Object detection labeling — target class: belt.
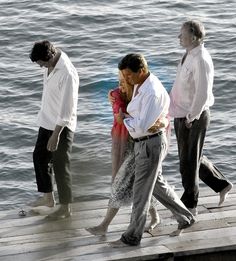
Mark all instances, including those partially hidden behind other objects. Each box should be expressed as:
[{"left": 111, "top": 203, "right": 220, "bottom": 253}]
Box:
[{"left": 132, "top": 131, "right": 163, "bottom": 142}]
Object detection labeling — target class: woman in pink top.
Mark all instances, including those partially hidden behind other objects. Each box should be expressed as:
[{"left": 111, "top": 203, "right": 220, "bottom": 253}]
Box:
[{"left": 110, "top": 72, "right": 132, "bottom": 181}]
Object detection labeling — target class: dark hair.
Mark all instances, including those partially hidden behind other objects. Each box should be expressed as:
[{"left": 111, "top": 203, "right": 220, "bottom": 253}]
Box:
[
  {"left": 118, "top": 53, "right": 148, "bottom": 73},
  {"left": 183, "top": 20, "right": 205, "bottom": 41},
  {"left": 30, "top": 40, "right": 56, "bottom": 62}
]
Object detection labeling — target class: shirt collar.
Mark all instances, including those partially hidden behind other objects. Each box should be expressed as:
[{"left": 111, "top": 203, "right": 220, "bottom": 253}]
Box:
[
  {"left": 188, "top": 43, "right": 204, "bottom": 56},
  {"left": 135, "top": 72, "right": 153, "bottom": 93},
  {"left": 54, "top": 51, "right": 66, "bottom": 70}
]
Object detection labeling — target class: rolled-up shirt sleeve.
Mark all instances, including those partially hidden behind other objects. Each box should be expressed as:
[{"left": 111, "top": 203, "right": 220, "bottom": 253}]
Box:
[
  {"left": 56, "top": 73, "right": 78, "bottom": 127},
  {"left": 124, "top": 91, "right": 169, "bottom": 137},
  {"left": 186, "top": 58, "right": 212, "bottom": 122}
]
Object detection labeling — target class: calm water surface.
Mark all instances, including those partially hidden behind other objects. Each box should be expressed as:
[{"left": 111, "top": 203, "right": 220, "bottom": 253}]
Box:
[{"left": 0, "top": 0, "right": 235, "bottom": 210}]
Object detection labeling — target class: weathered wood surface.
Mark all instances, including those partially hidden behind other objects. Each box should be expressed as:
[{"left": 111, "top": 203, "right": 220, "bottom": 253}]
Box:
[{"left": 0, "top": 187, "right": 235, "bottom": 261}]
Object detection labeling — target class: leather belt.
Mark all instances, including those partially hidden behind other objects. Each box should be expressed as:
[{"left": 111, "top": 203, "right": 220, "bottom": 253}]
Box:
[{"left": 132, "top": 131, "right": 163, "bottom": 142}]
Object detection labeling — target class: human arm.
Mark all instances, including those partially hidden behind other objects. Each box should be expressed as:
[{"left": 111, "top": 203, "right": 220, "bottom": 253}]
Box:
[
  {"left": 116, "top": 108, "right": 131, "bottom": 124},
  {"left": 56, "top": 72, "right": 79, "bottom": 128},
  {"left": 186, "top": 57, "right": 213, "bottom": 125},
  {"left": 108, "top": 89, "right": 116, "bottom": 105},
  {"left": 111, "top": 88, "right": 128, "bottom": 124},
  {"left": 47, "top": 125, "right": 64, "bottom": 151},
  {"left": 148, "top": 116, "right": 169, "bottom": 133},
  {"left": 124, "top": 91, "right": 169, "bottom": 135}
]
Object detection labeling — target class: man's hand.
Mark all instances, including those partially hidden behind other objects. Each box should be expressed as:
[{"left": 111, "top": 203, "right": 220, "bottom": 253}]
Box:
[
  {"left": 47, "top": 133, "right": 60, "bottom": 152},
  {"left": 47, "top": 125, "right": 64, "bottom": 151},
  {"left": 148, "top": 117, "right": 168, "bottom": 133},
  {"left": 185, "top": 119, "right": 192, "bottom": 129}
]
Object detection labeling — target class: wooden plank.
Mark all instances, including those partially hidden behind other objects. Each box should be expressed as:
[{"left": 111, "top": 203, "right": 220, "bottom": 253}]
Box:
[
  {"left": 2, "top": 226, "right": 235, "bottom": 261},
  {"left": 0, "top": 189, "right": 235, "bottom": 261}
]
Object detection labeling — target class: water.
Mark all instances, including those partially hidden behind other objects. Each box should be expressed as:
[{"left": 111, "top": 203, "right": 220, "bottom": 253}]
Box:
[{"left": 0, "top": 0, "right": 235, "bottom": 210}]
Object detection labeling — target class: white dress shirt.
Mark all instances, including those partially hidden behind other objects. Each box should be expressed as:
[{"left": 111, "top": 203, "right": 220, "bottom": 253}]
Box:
[
  {"left": 37, "top": 51, "right": 79, "bottom": 132},
  {"left": 124, "top": 73, "right": 169, "bottom": 139},
  {"left": 169, "top": 44, "right": 214, "bottom": 122}
]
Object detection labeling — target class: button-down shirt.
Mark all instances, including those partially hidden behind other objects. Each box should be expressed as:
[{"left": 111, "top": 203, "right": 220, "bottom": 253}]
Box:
[
  {"left": 37, "top": 51, "right": 79, "bottom": 132},
  {"left": 124, "top": 73, "right": 169, "bottom": 139},
  {"left": 169, "top": 44, "right": 214, "bottom": 122}
]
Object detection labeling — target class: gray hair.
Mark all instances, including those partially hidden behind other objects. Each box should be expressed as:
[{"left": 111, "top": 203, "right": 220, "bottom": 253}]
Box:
[{"left": 183, "top": 20, "right": 206, "bottom": 42}]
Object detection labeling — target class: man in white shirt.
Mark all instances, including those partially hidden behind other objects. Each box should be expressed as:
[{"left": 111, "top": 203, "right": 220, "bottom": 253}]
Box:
[
  {"left": 169, "top": 20, "right": 233, "bottom": 216},
  {"left": 110, "top": 54, "right": 195, "bottom": 247},
  {"left": 30, "top": 40, "right": 79, "bottom": 218}
]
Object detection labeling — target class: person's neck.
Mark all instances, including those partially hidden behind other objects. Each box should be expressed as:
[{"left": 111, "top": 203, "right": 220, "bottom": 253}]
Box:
[
  {"left": 186, "top": 42, "right": 201, "bottom": 52},
  {"left": 137, "top": 71, "right": 150, "bottom": 88},
  {"left": 48, "top": 49, "right": 61, "bottom": 70}
]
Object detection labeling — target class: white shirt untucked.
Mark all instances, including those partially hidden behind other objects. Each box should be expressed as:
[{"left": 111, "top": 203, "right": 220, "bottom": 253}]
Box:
[
  {"left": 169, "top": 44, "right": 214, "bottom": 122},
  {"left": 37, "top": 51, "right": 79, "bottom": 132},
  {"left": 124, "top": 73, "right": 169, "bottom": 139}
]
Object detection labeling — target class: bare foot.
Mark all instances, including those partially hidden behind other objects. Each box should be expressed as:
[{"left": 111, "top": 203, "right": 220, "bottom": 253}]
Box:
[
  {"left": 144, "top": 218, "right": 161, "bottom": 232},
  {"left": 219, "top": 182, "right": 233, "bottom": 206},
  {"left": 30, "top": 197, "right": 55, "bottom": 208},
  {"left": 86, "top": 225, "right": 107, "bottom": 236},
  {"left": 46, "top": 205, "right": 71, "bottom": 220},
  {"left": 170, "top": 217, "right": 196, "bottom": 237},
  {"left": 108, "top": 239, "right": 129, "bottom": 248},
  {"left": 170, "top": 229, "right": 183, "bottom": 237}
]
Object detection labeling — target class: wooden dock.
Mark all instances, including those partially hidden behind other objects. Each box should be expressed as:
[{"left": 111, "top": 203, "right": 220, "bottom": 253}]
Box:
[{"left": 0, "top": 187, "right": 236, "bottom": 261}]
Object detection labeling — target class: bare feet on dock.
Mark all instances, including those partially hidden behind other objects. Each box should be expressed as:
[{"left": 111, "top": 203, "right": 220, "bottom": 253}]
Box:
[
  {"left": 30, "top": 193, "right": 55, "bottom": 208},
  {"left": 108, "top": 239, "right": 130, "bottom": 248},
  {"left": 144, "top": 216, "right": 161, "bottom": 232},
  {"left": 86, "top": 225, "right": 107, "bottom": 236},
  {"left": 46, "top": 204, "right": 71, "bottom": 220},
  {"left": 219, "top": 182, "right": 233, "bottom": 206},
  {"left": 170, "top": 217, "right": 196, "bottom": 237},
  {"left": 188, "top": 207, "right": 198, "bottom": 217},
  {"left": 170, "top": 229, "right": 183, "bottom": 236},
  {"left": 144, "top": 208, "right": 161, "bottom": 232}
]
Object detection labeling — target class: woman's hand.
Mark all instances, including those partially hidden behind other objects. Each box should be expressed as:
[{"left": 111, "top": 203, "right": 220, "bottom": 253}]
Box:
[
  {"left": 108, "top": 90, "right": 115, "bottom": 105},
  {"left": 115, "top": 108, "right": 130, "bottom": 124},
  {"left": 114, "top": 113, "right": 123, "bottom": 124}
]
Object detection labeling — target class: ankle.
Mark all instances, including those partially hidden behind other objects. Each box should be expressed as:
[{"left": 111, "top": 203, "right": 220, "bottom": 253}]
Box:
[
  {"left": 149, "top": 208, "right": 159, "bottom": 220},
  {"left": 59, "top": 204, "right": 71, "bottom": 211},
  {"left": 44, "top": 192, "right": 54, "bottom": 200},
  {"left": 98, "top": 222, "right": 109, "bottom": 231}
]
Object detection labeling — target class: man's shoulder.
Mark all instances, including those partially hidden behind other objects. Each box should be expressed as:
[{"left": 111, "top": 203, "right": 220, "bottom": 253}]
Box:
[
  {"left": 192, "top": 47, "right": 213, "bottom": 69},
  {"left": 58, "top": 51, "right": 76, "bottom": 69},
  {"left": 149, "top": 74, "right": 166, "bottom": 94}
]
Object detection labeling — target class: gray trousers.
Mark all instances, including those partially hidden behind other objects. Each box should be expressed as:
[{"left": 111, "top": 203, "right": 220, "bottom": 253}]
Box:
[
  {"left": 174, "top": 110, "right": 230, "bottom": 208},
  {"left": 33, "top": 127, "right": 74, "bottom": 204},
  {"left": 121, "top": 133, "right": 193, "bottom": 246}
]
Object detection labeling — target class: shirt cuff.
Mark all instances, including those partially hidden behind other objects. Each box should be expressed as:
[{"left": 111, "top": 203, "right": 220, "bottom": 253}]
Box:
[
  {"left": 123, "top": 118, "right": 135, "bottom": 132},
  {"left": 186, "top": 114, "right": 193, "bottom": 123}
]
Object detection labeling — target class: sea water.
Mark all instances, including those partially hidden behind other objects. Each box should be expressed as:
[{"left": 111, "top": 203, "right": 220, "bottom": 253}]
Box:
[{"left": 0, "top": 0, "right": 235, "bottom": 210}]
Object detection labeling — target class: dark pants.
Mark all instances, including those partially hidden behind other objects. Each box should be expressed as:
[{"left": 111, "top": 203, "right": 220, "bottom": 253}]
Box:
[
  {"left": 33, "top": 127, "right": 74, "bottom": 204},
  {"left": 174, "top": 110, "right": 230, "bottom": 208}
]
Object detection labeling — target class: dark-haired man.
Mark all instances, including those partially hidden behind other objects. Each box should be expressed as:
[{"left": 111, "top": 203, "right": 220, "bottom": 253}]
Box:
[
  {"left": 30, "top": 40, "right": 79, "bottom": 218},
  {"left": 110, "top": 53, "right": 195, "bottom": 247}
]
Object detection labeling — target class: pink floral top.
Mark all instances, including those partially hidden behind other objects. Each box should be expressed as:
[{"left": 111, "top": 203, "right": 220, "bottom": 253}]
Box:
[{"left": 111, "top": 88, "right": 129, "bottom": 141}]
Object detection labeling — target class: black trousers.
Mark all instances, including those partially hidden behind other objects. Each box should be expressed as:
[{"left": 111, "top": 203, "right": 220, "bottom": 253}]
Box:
[
  {"left": 174, "top": 110, "right": 230, "bottom": 208},
  {"left": 33, "top": 127, "right": 74, "bottom": 204}
]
